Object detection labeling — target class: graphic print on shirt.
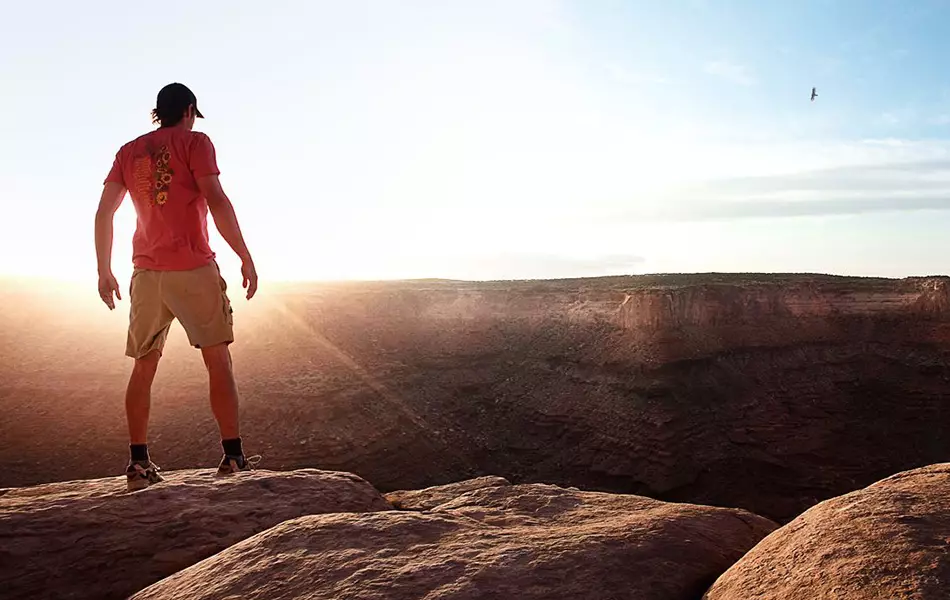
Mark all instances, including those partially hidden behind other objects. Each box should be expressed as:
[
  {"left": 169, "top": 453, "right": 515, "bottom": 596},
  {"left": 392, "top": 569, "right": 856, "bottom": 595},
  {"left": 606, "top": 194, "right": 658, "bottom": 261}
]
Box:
[
  {"left": 131, "top": 144, "right": 174, "bottom": 207},
  {"left": 152, "top": 146, "right": 174, "bottom": 205}
]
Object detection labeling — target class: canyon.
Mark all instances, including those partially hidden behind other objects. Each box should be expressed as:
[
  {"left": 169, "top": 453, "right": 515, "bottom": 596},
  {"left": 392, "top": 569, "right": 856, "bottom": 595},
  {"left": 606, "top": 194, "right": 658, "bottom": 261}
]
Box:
[{"left": 3, "top": 273, "right": 950, "bottom": 522}]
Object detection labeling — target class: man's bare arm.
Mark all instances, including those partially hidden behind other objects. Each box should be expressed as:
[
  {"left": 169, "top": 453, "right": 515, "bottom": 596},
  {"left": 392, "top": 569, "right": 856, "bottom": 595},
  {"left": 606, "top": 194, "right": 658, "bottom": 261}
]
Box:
[
  {"left": 197, "top": 174, "right": 258, "bottom": 300},
  {"left": 94, "top": 182, "right": 127, "bottom": 309}
]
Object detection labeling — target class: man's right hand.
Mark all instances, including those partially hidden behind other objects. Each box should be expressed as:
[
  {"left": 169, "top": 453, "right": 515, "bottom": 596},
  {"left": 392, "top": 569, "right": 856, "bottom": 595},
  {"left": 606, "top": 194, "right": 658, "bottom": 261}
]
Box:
[
  {"left": 242, "top": 259, "right": 258, "bottom": 300},
  {"left": 98, "top": 272, "right": 122, "bottom": 310}
]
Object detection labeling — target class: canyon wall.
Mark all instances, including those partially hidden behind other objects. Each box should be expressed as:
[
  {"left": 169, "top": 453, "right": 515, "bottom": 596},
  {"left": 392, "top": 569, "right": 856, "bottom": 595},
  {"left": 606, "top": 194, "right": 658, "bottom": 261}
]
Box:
[{"left": 621, "top": 278, "right": 950, "bottom": 330}]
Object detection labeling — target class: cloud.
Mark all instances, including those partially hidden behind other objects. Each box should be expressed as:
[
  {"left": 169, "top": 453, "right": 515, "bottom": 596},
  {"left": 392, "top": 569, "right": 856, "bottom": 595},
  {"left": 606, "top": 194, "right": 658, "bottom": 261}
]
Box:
[
  {"left": 874, "top": 107, "right": 917, "bottom": 128},
  {"left": 933, "top": 115, "right": 950, "bottom": 126},
  {"left": 651, "top": 195, "right": 950, "bottom": 221},
  {"left": 684, "top": 161, "right": 950, "bottom": 195},
  {"left": 608, "top": 156, "right": 950, "bottom": 222},
  {"left": 703, "top": 60, "right": 756, "bottom": 86}
]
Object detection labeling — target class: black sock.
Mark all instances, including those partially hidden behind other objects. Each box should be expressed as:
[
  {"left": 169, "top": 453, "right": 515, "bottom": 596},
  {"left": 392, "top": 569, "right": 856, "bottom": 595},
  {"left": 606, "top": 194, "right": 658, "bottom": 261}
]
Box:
[
  {"left": 130, "top": 444, "right": 149, "bottom": 463},
  {"left": 222, "top": 437, "right": 243, "bottom": 457}
]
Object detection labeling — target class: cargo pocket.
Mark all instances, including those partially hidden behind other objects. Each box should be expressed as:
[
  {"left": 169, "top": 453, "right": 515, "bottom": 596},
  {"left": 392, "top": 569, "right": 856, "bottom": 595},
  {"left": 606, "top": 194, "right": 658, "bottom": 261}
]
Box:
[
  {"left": 212, "top": 262, "right": 234, "bottom": 326},
  {"left": 218, "top": 273, "right": 233, "bottom": 325}
]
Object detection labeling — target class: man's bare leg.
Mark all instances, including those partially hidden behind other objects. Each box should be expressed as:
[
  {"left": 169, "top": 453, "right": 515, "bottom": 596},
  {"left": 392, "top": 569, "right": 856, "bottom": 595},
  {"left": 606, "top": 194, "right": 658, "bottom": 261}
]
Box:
[
  {"left": 125, "top": 350, "right": 165, "bottom": 490},
  {"left": 201, "top": 343, "right": 240, "bottom": 440},
  {"left": 126, "top": 350, "right": 161, "bottom": 445}
]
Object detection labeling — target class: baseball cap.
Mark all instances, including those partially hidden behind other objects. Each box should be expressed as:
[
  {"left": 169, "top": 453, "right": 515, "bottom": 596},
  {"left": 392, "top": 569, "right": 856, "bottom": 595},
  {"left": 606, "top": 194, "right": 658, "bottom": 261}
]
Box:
[{"left": 156, "top": 82, "right": 204, "bottom": 119}]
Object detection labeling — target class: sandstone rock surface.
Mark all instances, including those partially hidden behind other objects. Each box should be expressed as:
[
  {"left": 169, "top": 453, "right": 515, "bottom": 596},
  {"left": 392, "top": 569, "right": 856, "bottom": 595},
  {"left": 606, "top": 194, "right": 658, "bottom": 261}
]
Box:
[
  {"left": 0, "top": 469, "right": 390, "bottom": 600},
  {"left": 385, "top": 475, "right": 511, "bottom": 509},
  {"left": 134, "top": 481, "right": 777, "bottom": 600},
  {"left": 705, "top": 463, "right": 950, "bottom": 599}
]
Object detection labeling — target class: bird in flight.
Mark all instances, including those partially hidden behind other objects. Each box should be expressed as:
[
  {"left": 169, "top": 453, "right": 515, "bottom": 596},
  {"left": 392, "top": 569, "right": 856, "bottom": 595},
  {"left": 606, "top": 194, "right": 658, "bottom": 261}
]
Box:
[{"left": 811, "top": 87, "right": 818, "bottom": 101}]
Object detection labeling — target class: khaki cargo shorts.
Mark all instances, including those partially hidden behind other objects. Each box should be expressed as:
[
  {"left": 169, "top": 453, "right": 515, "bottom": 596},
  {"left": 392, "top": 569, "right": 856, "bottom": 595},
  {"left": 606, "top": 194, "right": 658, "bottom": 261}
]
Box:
[{"left": 126, "top": 261, "right": 234, "bottom": 358}]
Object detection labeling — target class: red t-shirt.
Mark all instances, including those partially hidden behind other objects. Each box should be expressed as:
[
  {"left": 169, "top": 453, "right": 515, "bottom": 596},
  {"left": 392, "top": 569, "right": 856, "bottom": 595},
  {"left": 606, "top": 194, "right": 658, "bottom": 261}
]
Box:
[{"left": 105, "top": 128, "right": 220, "bottom": 271}]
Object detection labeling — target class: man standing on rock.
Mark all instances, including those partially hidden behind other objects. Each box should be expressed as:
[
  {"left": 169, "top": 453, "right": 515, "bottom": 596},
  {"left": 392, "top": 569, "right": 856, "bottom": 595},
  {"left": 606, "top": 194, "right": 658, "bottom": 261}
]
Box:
[{"left": 94, "top": 83, "right": 259, "bottom": 491}]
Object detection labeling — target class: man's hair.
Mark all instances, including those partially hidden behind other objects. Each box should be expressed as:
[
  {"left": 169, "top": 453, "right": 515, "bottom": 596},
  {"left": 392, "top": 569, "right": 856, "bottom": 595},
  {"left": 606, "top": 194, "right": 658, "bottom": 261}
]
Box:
[{"left": 151, "top": 106, "right": 187, "bottom": 128}]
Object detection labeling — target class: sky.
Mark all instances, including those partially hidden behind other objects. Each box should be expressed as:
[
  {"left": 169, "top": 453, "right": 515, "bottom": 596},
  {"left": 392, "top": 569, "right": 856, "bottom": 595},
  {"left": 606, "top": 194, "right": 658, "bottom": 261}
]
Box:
[{"left": 2, "top": 0, "right": 950, "bottom": 283}]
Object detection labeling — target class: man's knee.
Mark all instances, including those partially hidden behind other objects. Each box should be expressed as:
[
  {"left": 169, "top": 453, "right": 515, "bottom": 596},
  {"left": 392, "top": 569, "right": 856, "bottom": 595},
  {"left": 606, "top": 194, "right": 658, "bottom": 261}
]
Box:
[
  {"left": 201, "top": 343, "right": 233, "bottom": 372},
  {"left": 132, "top": 350, "right": 161, "bottom": 376}
]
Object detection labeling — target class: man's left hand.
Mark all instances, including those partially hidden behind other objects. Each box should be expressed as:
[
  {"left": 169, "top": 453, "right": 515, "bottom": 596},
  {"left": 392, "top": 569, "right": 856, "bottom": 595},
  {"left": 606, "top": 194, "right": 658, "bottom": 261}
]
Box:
[{"left": 241, "top": 259, "right": 258, "bottom": 300}]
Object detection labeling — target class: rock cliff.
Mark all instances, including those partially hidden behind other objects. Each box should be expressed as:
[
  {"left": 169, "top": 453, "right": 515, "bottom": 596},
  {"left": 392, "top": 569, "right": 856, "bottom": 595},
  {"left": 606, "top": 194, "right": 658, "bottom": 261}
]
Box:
[
  {"left": 130, "top": 475, "right": 776, "bottom": 600},
  {"left": 0, "top": 469, "right": 389, "bottom": 600}
]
